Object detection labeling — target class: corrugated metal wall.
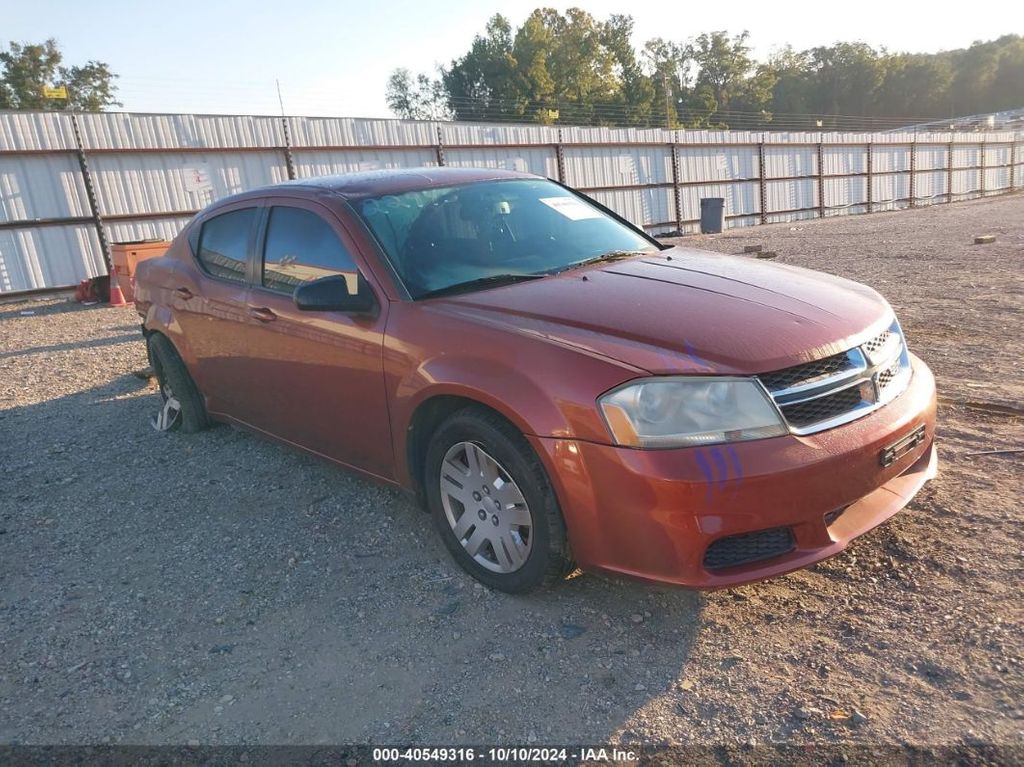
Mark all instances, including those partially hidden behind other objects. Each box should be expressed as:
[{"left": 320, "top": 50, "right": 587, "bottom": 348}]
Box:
[{"left": 1, "top": 110, "right": 1021, "bottom": 293}]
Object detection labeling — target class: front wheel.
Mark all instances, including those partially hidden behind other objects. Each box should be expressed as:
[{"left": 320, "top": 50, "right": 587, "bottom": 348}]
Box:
[{"left": 424, "top": 407, "right": 571, "bottom": 593}]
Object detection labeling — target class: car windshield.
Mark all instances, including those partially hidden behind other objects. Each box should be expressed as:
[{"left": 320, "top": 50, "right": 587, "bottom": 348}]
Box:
[{"left": 352, "top": 178, "right": 659, "bottom": 299}]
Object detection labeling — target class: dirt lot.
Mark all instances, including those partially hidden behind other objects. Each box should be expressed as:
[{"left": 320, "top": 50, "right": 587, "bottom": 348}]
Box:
[{"left": 0, "top": 194, "right": 1021, "bottom": 749}]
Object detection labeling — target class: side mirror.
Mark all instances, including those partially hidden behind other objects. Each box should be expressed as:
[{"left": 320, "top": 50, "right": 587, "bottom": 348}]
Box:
[{"left": 293, "top": 274, "right": 377, "bottom": 315}]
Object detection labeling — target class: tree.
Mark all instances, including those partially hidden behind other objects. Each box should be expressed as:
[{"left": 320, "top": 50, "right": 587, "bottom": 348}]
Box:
[
  {"left": 385, "top": 68, "right": 449, "bottom": 120},
  {"left": 989, "top": 36, "right": 1024, "bottom": 112},
  {"left": 681, "top": 31, "right": 773, "bottom": 128},
  {"left": 602, "top": 15, "right": 654, "bottom": 127},
  {"left": 873, "top": 54, "right": 952, "bottom": 119},
  {"left": 0, "top": 39, "right": 120, "bottom": 111},
  {"left": 442, "top": 14, "right": 521, "bottom": 122},
  {"left": 806, "top": 43, "right": 887, "bottom": 127},
  {"left": 439, "top": 9, "right": 649, "bottom": 126},
  {"left": 537, "top": 8, "right": 622, "bottom": 125},
  {"left": 385, "top": 16, "right": 1024, "bottom": 129},
  {"left": 643, "top": 38, "right": 689, "bottom": 128},
  {"left": 764, "top": 47, "right": 815, "bottom": 125}
]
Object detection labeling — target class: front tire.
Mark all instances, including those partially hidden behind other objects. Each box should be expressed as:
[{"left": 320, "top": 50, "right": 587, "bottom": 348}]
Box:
[{"left": 424, "top": 407, "right": 571, "bottom": 593}]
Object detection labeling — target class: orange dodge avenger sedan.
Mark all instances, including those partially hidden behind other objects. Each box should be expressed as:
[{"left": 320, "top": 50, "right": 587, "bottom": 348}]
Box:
[{"left": 135, "top": 167, "right": 937, "bottom": 593}]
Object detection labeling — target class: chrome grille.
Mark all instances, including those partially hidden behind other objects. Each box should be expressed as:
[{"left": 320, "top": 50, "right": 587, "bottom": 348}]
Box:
[
  {"left": 758, "top": 352, "right": 855, "bottom": 392},
  {"left": 758, "top": 322, "right": 911, "bottom": 435},
  {"left": 877, "top": 358, "right": 902, "bottom": 392},
  {"left": 862, "top": 330, "right": 894, "bottom": 356},
  {"left": 780, "top": 386, "right": 866, "bottom": 427}
]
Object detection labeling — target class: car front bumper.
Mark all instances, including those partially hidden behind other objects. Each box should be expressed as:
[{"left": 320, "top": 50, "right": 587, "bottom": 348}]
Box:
[{"left": 531, "top": 353, "right": 938, "bottom": 589}]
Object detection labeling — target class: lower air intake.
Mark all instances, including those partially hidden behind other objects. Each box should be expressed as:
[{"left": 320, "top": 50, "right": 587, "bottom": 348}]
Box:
[{"left": 703, "top": 527, "right": 796, "bottom": 570}]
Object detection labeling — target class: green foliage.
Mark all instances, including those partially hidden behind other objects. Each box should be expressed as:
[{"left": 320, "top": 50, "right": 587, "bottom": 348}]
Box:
[
  {"left": 681, "top": 31, "right": 775, "bottom": 128},
  {"left": 389, "top": 18, "right": 1024, "bottom": 129},
  {"left": 385, "top": 68, "right": 450, "bottom": 120},
  {"left": 0, "top": 39, "right": 121, "bottom": 111}
]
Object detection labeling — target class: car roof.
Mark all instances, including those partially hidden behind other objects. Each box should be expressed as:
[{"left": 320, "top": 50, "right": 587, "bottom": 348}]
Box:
[{"left": 222, "top": 167, "right": 543, "bottom": 206}]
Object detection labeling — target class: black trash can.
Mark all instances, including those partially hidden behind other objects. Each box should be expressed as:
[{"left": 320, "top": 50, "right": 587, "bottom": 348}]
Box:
[{"left": 700, "top": 197, "right": 725, "bottom": 234}]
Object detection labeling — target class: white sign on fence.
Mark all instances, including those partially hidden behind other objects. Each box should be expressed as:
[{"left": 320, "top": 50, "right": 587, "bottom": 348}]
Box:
[{"left": 183, "top": 165, "right": 212, "bottom": 194}]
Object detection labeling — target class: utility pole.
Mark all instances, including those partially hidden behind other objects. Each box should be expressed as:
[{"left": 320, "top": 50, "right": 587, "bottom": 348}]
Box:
[
  {"left": 642, "top": 50, "right": 675, "bottom": 129},
  {"left": 661, "top": 69, "right": 673, "bottom": 129}
]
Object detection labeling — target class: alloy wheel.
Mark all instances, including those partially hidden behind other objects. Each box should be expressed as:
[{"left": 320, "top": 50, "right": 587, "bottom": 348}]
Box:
[
  {"left": 151, "top": 380, "right": 182, "bottom": 432},
  {"left": 439, "top": 441, "right": 533, "bottom": 573}
]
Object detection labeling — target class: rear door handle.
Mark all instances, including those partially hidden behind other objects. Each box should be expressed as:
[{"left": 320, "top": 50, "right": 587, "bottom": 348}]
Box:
[
  {"left": 173, "top": 287, "right": 194, "bottom": 300},
  {"left": 249, "top": 307, "right": 277, "bottom": 323}
]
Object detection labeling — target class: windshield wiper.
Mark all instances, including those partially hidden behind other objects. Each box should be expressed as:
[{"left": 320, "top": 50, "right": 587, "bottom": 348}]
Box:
[
  {"left": 417, "top": 273, "right": 546, "bottom": 300},
  {"left": 551, "top": 249, "right": 652, "bottom": 274}
]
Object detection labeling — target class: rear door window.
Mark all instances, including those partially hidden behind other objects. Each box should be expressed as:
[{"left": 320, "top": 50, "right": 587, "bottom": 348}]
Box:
[
  {"left": 196, "top": 207, "right": 257, "bottom": 283},
  {"left": 261, "top": 206, "right": 359, "bottom": 294}
]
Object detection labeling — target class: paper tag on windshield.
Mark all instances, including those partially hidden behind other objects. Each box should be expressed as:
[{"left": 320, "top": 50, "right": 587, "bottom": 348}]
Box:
[{"left": 539, "top": 197, "right": 603, "bottom": 220}]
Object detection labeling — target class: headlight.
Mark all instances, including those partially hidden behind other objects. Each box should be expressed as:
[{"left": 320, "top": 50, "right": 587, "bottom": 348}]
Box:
[{"left": 599, "top": 377, "right": 788, "bottom": 449}]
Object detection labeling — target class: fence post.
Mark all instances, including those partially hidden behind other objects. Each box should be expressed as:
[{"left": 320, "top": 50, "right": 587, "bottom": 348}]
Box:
[
  {"left": 947, "top": 139, "right": 954, "bottom": 203},
  {"left": 816, "top": 139, "right": 825, "bottom": 218},
  {"left": 1012, "top": 138, "right": 1017, "bottom": 191},
  {"left": 909, "top": 139, "right": 916, "bottom": 208},
  {"left": 281, "top": 116, "right": 296, "bottom": 181},
  {"left": 979, "top": 138, "right": 986, "bottom": 197},
  {"left": 866, "top": 141, "right": 873, "bottom": 214},
  {"left": 435, "top": 125, "right": 446, "bottom": 167},
  {"left": 758, "top": 140, "right": 767, "bottom": 225},
  {"left": 69, "top": 113, "right": 111, "bottom": 274},
  {"left": 670, "top": 136, "right": 682, "bottom": 232},
  {"left": 555, "top": 128, "right": 566, "bottom": 184}
]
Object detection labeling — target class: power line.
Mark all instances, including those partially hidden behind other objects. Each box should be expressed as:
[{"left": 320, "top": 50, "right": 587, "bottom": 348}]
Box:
[{"left": 94, "top": 75, "right": 1015, "bottom": 133}]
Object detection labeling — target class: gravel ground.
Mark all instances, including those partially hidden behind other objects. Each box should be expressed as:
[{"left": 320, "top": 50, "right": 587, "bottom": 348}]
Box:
[{"left": 0, "top": 194, "right": 1021, "bottom": 749}]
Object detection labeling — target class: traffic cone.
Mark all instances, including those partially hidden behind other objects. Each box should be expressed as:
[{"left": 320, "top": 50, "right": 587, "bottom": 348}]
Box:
[{"left": 108, "top": 271, "right": 128, "bottom": 307}]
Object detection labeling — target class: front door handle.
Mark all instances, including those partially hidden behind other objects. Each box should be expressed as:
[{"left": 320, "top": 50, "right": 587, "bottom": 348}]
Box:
[
  {"left": 173, "top": 287, "right": 194, "bottom": 300},
  {"left": 249, "top": 307, "right": 277, "bottom": 323}
]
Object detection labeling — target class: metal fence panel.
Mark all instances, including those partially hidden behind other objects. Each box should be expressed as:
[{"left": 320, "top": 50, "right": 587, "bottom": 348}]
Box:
[
  {"left": 680, "top": 181, "right": 759, "bottom": 225},
  {"left": 293, "top": 148, "right": 437, "bottom": 178},
  {"left": 765, "top": 178, "right": 816, "bottom": 213},
  {"left": 89, "top": 151, "right": 286, "bottom": 217},
  {"left": 824, "top": 176, "right": 867, "bottom": 211},
  {"left": 872, "top": 172, "right": 911, "bottom": 211},
  {"left": 288, "top": 117, "right": 438, "bottom": 147},
  {"left": 562, "top": 145, "right": 673, "bottom": 188},
  {"left": 588, "top": 187, "right": 674, "bottom": 232},
  {"left": 0, "top": 224, "right": 103, "bottom": 292},
  {"left": 105, "top": 217, "right": 193, "bottom": 244},
  {"left": 985, "top": 166, "right": 1009, "bottom": 192},
  {"left": 444, "top": 123, "right": 559, "bottom": 145},
  {"left": 0, "top": 111, "right": 73, "bottom": 151},
  {"left": 952, "top": 168, "right": 983, "bottom": 197},
  {"left": 0, "top": 154, "right": 90, "bottom": 222},
  {"left": 822, "top": 145, "right": 867, "bottom": 176},
  {"left": 77, "top": 112, "right": 285, "bottom": 150},
  {"left": 445, "top": 147, "right": 557, "bottom": 178},
  {"left": 0, "top": 110, "right": 1020, "bottom": 293},
  {"left": 916, "top": 170, "right": 948, "bottom": 203},
  {"left": 916, "top": 145, "right": 948, "bottom": 171},
  {"left": 872, "top": 144, "right": 911, "bottom": 174},
  {"left": 764, "top": 144, "right": 817, "bottom": 179},
  {"left": 677, "top": 145, "right": 758, "bottom": 183}
]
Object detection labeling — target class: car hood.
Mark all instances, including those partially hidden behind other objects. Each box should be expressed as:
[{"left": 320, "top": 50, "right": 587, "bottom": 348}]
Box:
[{"left": 433, "top": 247, "right": 894, "bottom": 375}]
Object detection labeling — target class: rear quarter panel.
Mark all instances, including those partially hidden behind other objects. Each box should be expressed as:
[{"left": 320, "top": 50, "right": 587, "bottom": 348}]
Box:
[{"left": 135, "top": 232, "right": 203, "bottom": 370}]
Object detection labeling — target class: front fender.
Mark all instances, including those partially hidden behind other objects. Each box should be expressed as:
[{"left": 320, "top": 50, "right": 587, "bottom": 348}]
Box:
[
  {"left": 405, "top": 354, "right": 569, "bottom": 439},
  {"left": 385, "top": 303, "right": 642, "bottom": 490}
]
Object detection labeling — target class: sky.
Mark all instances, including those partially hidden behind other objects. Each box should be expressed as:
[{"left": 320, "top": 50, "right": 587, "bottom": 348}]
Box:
[{"left": 4, "top": 0, "right": 1021, "bottom": 118}]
